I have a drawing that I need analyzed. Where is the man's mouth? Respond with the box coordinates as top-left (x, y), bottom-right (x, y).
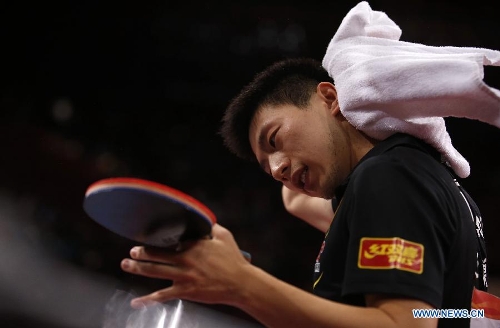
top-left (300, 166), bottom-right (308, 189)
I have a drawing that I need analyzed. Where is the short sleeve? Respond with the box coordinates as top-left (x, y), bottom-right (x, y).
top-left (340, 156), bottom-right (455, 308)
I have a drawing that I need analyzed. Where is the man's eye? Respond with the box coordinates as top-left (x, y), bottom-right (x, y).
top-left (269, 130), bottom-right (277, 148)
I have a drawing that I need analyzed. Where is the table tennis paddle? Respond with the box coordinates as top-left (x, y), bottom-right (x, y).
top-left (83, 177), bottom-right (217, 249)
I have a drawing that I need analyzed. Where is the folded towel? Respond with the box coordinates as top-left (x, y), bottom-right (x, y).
top-left (322, 1), bottom-right (500, 178)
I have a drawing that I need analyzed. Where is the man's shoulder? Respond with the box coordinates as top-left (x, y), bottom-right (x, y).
top-left (353, 145), bottom-right (435, 175)
top-left (348, 142), bottom-right (456, 197)
top-left (334, 134), bottom-right (453, 200)
top-left (355, 137), bottom-right (447, 177)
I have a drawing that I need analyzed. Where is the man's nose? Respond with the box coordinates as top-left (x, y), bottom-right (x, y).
top-left (269, 153), bottom-right (289, 182)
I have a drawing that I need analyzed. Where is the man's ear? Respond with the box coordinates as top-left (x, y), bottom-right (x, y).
top-left (317, 82), bottom-right (340, 116)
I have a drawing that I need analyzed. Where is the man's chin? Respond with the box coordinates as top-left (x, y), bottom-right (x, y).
top-left (316, 187), bottom-right (336, 200)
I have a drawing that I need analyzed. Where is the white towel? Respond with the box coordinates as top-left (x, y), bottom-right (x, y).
top-left (322, 1), bottom-right (500, 178)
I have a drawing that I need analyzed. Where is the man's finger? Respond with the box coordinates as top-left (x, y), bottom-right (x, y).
top-left (130, 287), bottom-right (178, 309)
top-left (211, 223), bottom-right (232, 240)
top-left (129, 246), bottom-right (179, 264)
top-left (121, 258), bottom-right (183, 280)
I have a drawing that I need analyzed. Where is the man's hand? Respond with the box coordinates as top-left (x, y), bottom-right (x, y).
top-left (121, 223), bottom-right (438, 328)
top-left (121, 224), bottom-right (252, 307)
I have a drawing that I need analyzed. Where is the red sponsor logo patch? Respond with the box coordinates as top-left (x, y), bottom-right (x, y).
top-left (357, 237), bottom-right (424, 274)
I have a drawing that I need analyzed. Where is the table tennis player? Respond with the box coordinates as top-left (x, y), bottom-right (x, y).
top-left (120, 2), bottom-right (499, 327)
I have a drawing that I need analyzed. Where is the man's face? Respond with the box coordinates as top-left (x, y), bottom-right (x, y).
top-left (248, 90), bottom-right (353, 199)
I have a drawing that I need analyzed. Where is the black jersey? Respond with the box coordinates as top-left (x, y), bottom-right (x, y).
top-left (313, 134), bottom-right (486, 328)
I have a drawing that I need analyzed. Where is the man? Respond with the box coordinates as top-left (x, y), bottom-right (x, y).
top-left (120, 58), bottom-right (485, 327)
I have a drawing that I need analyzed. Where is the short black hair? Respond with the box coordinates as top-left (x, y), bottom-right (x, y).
top-left (220, 58), bottom-right (333, 161)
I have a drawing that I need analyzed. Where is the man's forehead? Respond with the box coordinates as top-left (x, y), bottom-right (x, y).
top-left (249, 104), bottom-right (281, 132)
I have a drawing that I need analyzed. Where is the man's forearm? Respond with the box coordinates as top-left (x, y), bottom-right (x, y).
top-left (121, 226), bottom-right (436, 328)
top-left (235, 265), bottom-right (436, 328)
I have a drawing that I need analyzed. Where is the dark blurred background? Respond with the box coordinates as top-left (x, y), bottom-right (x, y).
top-left (0, 0), bottom-right (499, 327)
